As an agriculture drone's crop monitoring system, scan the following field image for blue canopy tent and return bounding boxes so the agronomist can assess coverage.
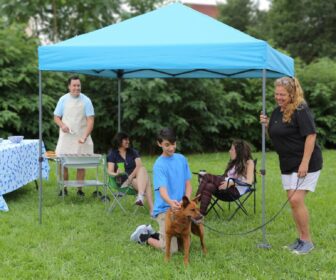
[38,2,294,246]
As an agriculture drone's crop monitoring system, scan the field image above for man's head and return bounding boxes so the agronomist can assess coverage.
[157,127,176,157]
[68,76,81,97]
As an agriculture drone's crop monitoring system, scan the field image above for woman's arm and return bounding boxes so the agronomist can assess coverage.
[244,159,255,185]
[260,113,270,137]
[298,133,316,177]
[260,113,269,128]
[107,162,120,176]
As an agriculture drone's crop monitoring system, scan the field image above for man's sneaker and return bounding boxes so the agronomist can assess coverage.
[77,190,85,197]
[130,225,148,243]
[58,189,68,196]
[146,224,156,235]
[283,238,302,251]
[135,194,144,206]
[293,240,314,255]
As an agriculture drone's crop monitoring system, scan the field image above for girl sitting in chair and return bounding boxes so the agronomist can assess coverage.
[107,132,153,214]
[196,139,254,215]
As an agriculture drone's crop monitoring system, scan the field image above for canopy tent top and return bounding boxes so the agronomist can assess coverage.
[38,3,294,79]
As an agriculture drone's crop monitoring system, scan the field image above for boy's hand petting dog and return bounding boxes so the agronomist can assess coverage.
[169,200,181,211]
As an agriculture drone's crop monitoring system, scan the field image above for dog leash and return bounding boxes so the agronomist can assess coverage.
[201,176,305,236]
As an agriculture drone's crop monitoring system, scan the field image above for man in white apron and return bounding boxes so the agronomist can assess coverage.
[54,76,95,196]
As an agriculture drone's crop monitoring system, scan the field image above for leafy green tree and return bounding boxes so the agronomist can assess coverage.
[0,0,122,42]
[119,79,225,153]
[266,0,336,62]
[112,78,268,154]
[297,58,336,148]
[218,0,257,32]
[125,0,164,17]
[0,20,64,148]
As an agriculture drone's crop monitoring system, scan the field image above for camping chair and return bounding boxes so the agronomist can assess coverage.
[105,174,140,214]
[103,152,138,214]
[205,159,257,221]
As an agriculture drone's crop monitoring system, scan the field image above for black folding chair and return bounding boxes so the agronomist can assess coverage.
[205,159,257,221]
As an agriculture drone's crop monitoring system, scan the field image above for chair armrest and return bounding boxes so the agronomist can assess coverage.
[231,178,252,187]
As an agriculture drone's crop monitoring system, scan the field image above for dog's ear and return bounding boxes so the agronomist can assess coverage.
[192,194,201,203]
[182,196,190,208]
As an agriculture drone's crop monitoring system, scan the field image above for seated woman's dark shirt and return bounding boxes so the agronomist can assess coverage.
[107,148,140,175]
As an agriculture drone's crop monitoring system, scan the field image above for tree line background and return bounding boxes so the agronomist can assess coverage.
[1,0,336,154]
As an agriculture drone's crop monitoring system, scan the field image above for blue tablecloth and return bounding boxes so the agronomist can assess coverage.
[0,139,50,211]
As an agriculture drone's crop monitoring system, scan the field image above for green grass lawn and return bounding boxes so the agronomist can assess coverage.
[1,151,335,279]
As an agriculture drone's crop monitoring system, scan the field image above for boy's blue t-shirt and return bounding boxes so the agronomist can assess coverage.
[152,153,192,217]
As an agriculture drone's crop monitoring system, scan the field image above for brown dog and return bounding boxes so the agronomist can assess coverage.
[165,196,207,265]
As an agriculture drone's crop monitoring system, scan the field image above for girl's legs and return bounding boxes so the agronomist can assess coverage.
[197,174,224,215]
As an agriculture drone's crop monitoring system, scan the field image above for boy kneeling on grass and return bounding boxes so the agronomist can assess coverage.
[130,127,192,253]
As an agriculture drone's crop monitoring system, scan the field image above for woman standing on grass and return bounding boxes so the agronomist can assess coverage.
[260,77,322,255]
[107,132,153,215]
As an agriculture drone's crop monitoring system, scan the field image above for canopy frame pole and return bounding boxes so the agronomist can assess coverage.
[258,69,271,249]
[38,70,43,224]
[117,70,124,132]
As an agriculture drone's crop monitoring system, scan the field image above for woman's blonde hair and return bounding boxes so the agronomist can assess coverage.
[274,77,305,123]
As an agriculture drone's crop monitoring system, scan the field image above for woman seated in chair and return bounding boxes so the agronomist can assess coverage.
[196,139,254,215]
[107,132,153,214]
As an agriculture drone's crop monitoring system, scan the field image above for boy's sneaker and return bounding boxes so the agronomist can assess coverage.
[293,240,314,255]
[138,233,150,245]
[146,224,156,235]
[283,238,302,251]
[135,194,144,206]
[130,225,148,243]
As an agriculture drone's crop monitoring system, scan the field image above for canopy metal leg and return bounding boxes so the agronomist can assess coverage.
[38,71,43,224]
[117,70,124,132]
[117,78,121,132]
[258,69,271,249]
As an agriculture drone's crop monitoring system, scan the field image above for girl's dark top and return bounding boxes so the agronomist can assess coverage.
[268,103,323,174]
[107,148,140,175]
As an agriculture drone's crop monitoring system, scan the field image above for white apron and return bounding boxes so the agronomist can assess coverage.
[55,94,94,155]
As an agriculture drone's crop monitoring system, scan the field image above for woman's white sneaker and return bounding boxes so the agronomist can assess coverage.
[135,194,144,206]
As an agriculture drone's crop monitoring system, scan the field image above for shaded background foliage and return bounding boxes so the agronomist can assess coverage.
[1,0,336,154]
